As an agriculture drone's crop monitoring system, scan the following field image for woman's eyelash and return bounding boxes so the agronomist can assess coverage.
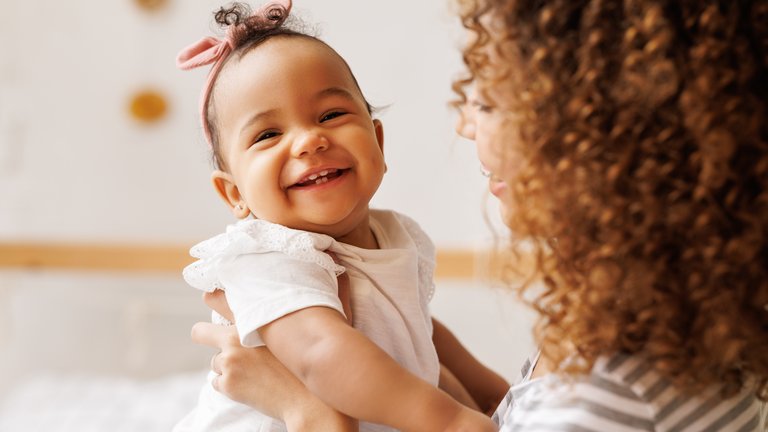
[472,101,493,113]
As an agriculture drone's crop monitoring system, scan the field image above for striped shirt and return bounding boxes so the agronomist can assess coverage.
[493,352,766,431]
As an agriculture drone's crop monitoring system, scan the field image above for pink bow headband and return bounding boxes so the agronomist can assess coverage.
[176,0,293,147]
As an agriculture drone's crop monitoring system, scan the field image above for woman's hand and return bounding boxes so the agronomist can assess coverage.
[194,290,357,431]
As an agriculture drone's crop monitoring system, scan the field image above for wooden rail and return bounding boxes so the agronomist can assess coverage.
[0,243,481,279]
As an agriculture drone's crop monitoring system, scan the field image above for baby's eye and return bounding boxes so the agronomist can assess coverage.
[254,130,280,143]
[320,111,346,122]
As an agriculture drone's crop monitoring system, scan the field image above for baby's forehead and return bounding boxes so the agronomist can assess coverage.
[218,35,367,105]
[236,35,347,73]
[221,35,359,87]
[248,34,330,55]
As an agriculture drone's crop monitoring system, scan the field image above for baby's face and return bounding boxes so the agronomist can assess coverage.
[212,37,385,240]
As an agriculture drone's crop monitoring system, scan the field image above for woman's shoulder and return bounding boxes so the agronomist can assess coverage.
[496,353,763,431]
[497,359,654,431]
[593,354,763,431]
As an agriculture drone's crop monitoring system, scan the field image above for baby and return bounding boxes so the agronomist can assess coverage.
[173,1,503,431]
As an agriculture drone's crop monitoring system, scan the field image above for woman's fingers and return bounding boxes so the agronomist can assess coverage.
[192,322,238,392]
[203,290,235,322]
[210,350,222,375]
[191,321,239,349]
[211,373,221,392]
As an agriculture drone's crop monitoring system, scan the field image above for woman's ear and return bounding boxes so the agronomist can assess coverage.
[211,170,250,219]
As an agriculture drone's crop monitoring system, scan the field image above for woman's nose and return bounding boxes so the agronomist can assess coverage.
[292,130,329,157]
[456,103,476,140]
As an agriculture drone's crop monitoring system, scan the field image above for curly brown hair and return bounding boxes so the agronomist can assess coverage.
[454,0,768,399]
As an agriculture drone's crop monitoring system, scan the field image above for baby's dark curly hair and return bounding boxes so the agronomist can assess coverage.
[455,0,768,399]
[203,3,372,170]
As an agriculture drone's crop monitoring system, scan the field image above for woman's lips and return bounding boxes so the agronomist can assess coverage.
[488,177,507,197]
[481,164,507,197]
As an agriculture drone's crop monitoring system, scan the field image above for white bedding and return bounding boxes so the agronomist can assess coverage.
[0,371,206,432]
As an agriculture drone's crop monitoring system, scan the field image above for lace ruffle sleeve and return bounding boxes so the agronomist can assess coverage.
[182,219,346,292]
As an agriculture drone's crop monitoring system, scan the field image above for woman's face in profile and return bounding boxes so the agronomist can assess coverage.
[457,84,523,222]
[455,12,526,222]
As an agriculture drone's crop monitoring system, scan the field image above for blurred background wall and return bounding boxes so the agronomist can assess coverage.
[0,0,535,430]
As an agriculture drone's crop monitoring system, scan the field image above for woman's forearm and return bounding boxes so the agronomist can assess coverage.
[438,364,481,410]
[432,318,509,414]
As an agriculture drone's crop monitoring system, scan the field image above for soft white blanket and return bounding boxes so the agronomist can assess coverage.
[0,371,206,432]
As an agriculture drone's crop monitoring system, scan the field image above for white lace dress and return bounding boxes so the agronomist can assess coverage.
[174,209,439,432]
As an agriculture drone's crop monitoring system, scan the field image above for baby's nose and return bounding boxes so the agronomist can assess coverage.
[292,131,329,157]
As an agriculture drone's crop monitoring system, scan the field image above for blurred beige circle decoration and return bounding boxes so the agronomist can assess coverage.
[129,89,168,124]
[134,0,169,12]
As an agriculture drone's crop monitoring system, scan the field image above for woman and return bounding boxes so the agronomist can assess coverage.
[192,0,768,430]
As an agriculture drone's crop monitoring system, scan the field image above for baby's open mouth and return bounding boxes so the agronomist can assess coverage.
[292,168,346,188]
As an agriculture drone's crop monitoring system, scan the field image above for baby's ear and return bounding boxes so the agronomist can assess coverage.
[211,170,250,219]
[373,119,384,153]
[373,119,387,173]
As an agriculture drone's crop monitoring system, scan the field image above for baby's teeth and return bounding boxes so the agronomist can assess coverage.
[303,169,339,185]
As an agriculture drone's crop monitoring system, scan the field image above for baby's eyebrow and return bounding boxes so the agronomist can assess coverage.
[315,87,357,102]
[239,108,279,139]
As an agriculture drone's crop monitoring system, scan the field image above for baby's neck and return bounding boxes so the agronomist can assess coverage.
[334,217,379,250]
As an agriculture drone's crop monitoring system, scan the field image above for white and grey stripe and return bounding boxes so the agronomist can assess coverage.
[494,353,764,431]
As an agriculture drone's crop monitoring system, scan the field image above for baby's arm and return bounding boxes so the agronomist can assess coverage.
[259,307,496,432]
[432,318,510,415]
